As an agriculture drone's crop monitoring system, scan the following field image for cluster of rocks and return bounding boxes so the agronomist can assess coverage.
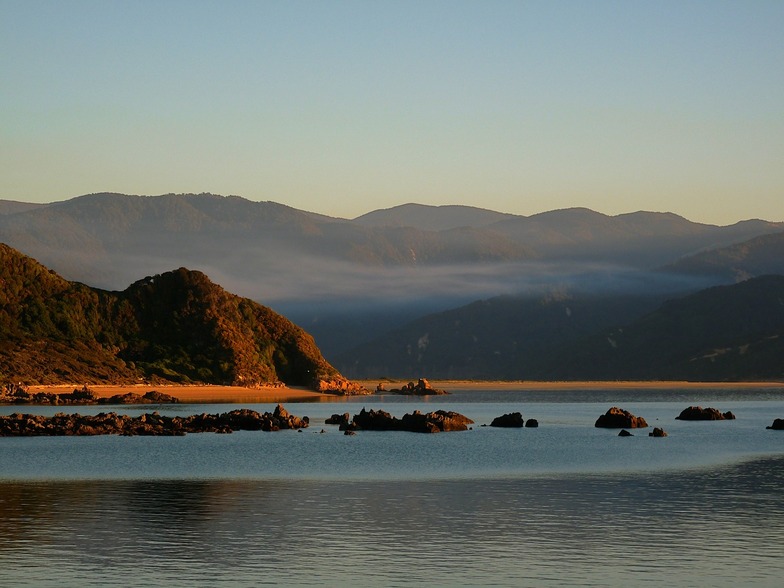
[1,383,179,406]
[595,407,649,429]
[315,378,370,395]
[327,407,473,434]
[381,379,448,396]
[675,406,736,420]
[489,412,538,428]
[599,404,751,436]
[0,404,308,436]
[620,427,669,437]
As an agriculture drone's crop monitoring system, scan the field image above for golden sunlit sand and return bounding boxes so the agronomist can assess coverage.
[25,384,339,404]
[22,380,784,404]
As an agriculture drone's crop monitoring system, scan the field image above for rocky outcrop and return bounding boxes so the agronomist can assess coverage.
[1,384,180,406]
[0,404,307,436]
[595,407,648,429]
[675,406,736,421]
[618,429,633,437]
[490,412,524,427]
[525,419,539,428]
[649,427,668,437]
[400,410,473,433]
[766,418,784,430]
[387,379,448,395]
[339,407,473,433]
[325,412,351,426]
[315,378,369,395]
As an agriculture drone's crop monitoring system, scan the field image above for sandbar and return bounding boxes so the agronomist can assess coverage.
[24,384,339,404]
[22,380,784,404]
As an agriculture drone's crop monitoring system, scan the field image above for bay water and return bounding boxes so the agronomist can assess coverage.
[1,387,783,586]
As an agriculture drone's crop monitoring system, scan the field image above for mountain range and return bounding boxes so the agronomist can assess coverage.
[335,276,784,381]
[2,192,783,380]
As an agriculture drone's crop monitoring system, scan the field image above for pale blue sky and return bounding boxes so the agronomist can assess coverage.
[2,0,782,224]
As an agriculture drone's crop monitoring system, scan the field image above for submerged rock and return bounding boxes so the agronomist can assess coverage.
[675,406,735,421]
[595,407,648,429]
[618,429,633,437]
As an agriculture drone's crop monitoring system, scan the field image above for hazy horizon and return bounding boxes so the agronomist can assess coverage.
[4,190,784,226]
[2,1,783,226]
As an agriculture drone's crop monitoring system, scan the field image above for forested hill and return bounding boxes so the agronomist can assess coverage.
[0,243,347,388]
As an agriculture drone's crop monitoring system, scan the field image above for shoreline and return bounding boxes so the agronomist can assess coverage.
[23,384,339,404]
[18,379,784,404]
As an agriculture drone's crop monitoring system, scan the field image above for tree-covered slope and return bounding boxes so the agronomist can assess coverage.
[547,275,784,380]
[0,243,346,388]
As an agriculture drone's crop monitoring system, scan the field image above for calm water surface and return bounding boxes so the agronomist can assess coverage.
[1,387,783,586]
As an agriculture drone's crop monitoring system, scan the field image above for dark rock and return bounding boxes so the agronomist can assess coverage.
[595,407,648,429]
[343,429,356,436]
[766,418,784,430]
[0,404,308,436]
[525,419,539,428]
[489,412,524,428]
[618,429,633,437]
[341,407,473,433]
[649,427,668,437]
[325,412,350,426]
[1,384,179,406]
[400,410,474,433]
[141,391,179,403]
[675,406,736,421]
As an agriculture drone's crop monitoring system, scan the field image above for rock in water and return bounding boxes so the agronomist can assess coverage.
[595,407,648,429]
[675,406,735,421]
[766,418,784,430]
[489,412,524,428]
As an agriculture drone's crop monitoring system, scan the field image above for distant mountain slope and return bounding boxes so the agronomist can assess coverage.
[661,230,784,282]
[334,292,669,379]
[353,203,517,230]
[0,193,534,292]
[0,243,346,387]
[335,276,784,381]
[487,209,784,267]
[0,200,45,215]
[550,275,784,380]
[2,193,783,363]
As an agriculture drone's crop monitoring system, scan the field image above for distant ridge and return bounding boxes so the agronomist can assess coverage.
[1,193,781,296]
[353,203,517,230]
[2,192,783,363]
[661,230,784,282]
[0,243,349,389]
[335,275,784,381]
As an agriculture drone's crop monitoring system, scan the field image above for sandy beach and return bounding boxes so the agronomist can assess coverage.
[22,380,784,404]
[24,384,339,404]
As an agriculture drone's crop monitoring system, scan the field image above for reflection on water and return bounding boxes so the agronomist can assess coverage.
[1,457,783,587]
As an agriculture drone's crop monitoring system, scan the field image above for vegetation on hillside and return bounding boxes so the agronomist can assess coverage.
[0,243,343,387]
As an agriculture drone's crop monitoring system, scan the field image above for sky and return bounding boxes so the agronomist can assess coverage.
[1,0,783,225]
